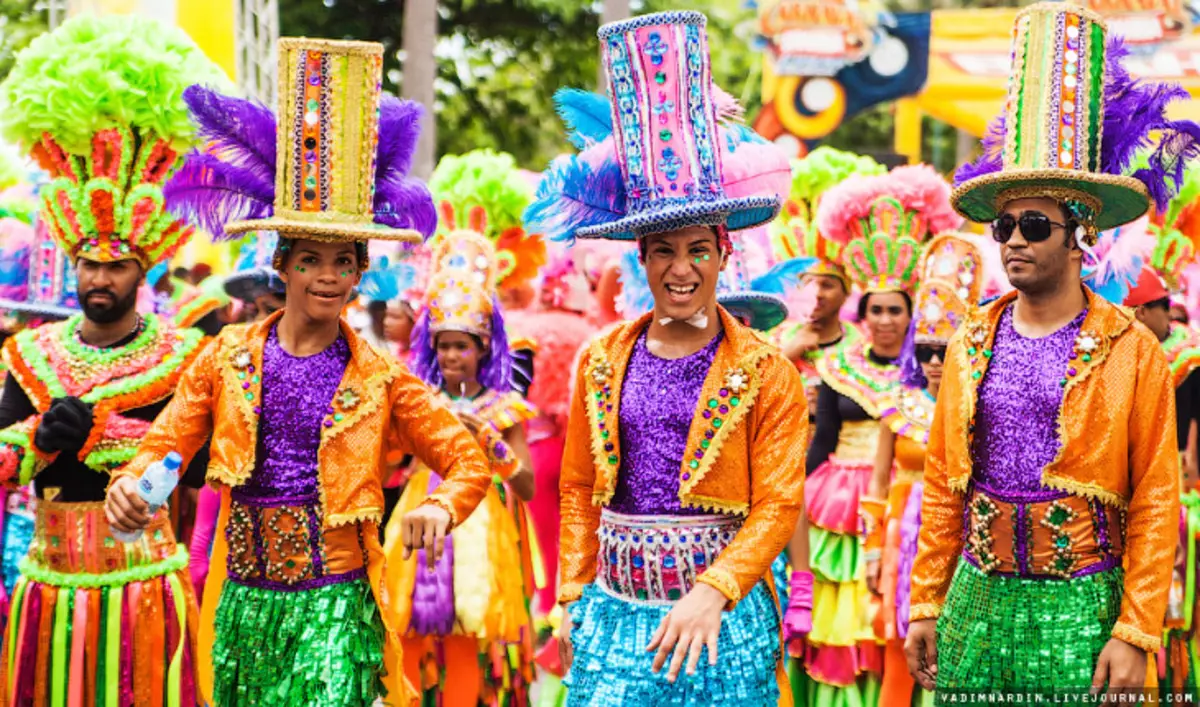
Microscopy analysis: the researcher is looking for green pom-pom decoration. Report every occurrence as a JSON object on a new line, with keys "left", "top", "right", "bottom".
{"left": 0, "top": 14, "right": 232, "bottom": 155}
{"left": 429, "top": 149, "right": 532, "bottom": 240}
{"left": 788, "top": 146, "right": 886, "bottom": 207}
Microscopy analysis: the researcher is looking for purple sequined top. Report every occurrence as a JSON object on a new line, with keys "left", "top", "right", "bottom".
{"left": 609, "top": 331, "right": 723, "bottom": 516}
{"left": 242, "top": 326, "right": 350, "bottom": 498}
{"left": 972, "top": 306, "right": 1086, "bottom": 497}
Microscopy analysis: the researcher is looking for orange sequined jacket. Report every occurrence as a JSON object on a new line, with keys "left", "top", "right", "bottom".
{"left": 910, "top": 289, "right": 1180, "bottom": 652}
{"left": 558, "top": 307, "right": 810, "bottom": 607}
{"left": 120, "top": 311, "right": 493, "bottom": 705}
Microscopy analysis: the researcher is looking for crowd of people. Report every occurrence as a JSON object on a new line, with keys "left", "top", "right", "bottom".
{"left": 0, "top": 3, "right": 1197, "bottom": 706}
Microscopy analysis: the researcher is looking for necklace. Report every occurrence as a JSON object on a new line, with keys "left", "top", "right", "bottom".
{"left": 75, "top": 314, "right": 144, "bottom": 351}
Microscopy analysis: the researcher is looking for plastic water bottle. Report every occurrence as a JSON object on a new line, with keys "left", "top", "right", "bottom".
{"left": 110, "top": 451, "right": 182, "bottom": 543}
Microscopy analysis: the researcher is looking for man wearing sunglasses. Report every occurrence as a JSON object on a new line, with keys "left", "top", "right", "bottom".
{"left": 905, "top": 3, "right": 1188, "bottom": 696}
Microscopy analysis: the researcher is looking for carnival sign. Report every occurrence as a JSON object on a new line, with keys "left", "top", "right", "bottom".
{"left": 755, "top": 0, "right": 878, "bottom": 76}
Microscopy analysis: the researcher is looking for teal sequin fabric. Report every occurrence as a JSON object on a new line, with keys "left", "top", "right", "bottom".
{"left": 212, "top": 578, "right": 385, "bottom": 706}
{"left": 565, "top": 582, "right": 781, "bottom": 705}
{"left": 936, "top": 560, "right": 1123, "bottom": 692}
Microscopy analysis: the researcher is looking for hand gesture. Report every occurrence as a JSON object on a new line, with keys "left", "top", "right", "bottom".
{"left": 400, "top": 503, "right": 453, "bottom": 571}
{"left": 647, "top": 582, "right": 726, "bottom": 683}
{"left": 904, "top": 618, "right": 938, "bottom": 690}
{"left": 1091, "top": 638, "right": 1147, "bottom": 696}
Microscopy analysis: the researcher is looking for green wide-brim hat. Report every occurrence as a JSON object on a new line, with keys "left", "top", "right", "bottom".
{"left": 952, "top": 3, "right": 1151, "bottom": 232}
{"left": 952, "top": 169, "right": 1149, "bottom": 232}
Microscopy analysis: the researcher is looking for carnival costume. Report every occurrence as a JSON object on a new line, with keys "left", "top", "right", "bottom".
{"left": 133, "top": 38, "right": 493, "bottom": 706}
{"left": 0, "top": 16, "right": 232, "bottom": 705}
{"left": 526, "top": 10, "right": 806, "bottom": 705}
{"left": 795, "top": 164, "right": 959, "bottom": 705}
{"left": 770, "top": 147, "right": 882, "bottom": 409}
{"left": 0, "top": 197, "right": 37, "bottom": 632}
{"left": 913, "top": 2, "right": 1192, "bottom": 689}
{"left": 1124, "top": 168, "right": 1200, "bottom": 691}
{"left": 872, "top": 234, "right": 982, "bottom": 707}
{"left": 382, "top": 211, "right": 540, "bottom": 705}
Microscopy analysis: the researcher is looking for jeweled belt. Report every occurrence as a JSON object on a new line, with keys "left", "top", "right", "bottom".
{"left": 26, "top": 499, "right": 181, "bottom": 577}
{"left": 595, "top": 509, "right": 741, "bottom": 604}
{"left": 225, "top": 491, "right": 366, "bottom": 591}
{"left": 962, "top": 484, "right": 1124, "bottom": 579}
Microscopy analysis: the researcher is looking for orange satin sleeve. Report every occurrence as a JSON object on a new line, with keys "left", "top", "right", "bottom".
{"left": 697, "top": 354, "right": 808, "bottom": 607}
{"left": 118, "top": 336, "right": 219, "bottom": 484}
{"left": 908, "top": 336, "right": 967, "bottom": 623}
{"left": 387, "top": 366, "right": 492, "bottom": 529}
{"left": 1114, "top": 336, "right": 1180, "bottom": 652}
{"left": 557, "top": 351, "right": 602, "bottom": 605}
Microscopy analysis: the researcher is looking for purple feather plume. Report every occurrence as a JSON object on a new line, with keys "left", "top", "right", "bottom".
{"left": 410, "top": 300, "right": 514, "bottom": 393}
{"left": 898, "top": 321, "right": 927, "bottom": 389}
{"left": 377, "top": 97, "right": 423, "bottom": 184}
{"left": 409, "top": 470, "right": 456, "bottom": 636}
{"left": 181, "top": 85, "right": 277, "bottom": 187}
{"left": 956, "top": 37, "right": 1200, "bottom": 213}
{"left": 164, "top": 153, "right": 273, "bottom": 240}
{"left": 375, "top": 175, "right": 438, "bottom": 238}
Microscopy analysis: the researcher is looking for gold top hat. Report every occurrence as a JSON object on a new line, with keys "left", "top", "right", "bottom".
{"left": 951, "top": 3, "right": 1149, "bottom": 231}
{"left": 226, "top": 38, "right": 421, "bottom": 243}
{"left": 912, "top": 234, "right": 983, "bottom": 344}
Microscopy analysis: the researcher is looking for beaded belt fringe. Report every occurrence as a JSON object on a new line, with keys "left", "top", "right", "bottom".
{"left": 225, "top": 491, "right": 367, "bottom": 591}
{"left": 596, "top": 509, "right": 741, "bottom": 604}
{"left": 963, "top": 484, "right": 1124, "bottom": 579}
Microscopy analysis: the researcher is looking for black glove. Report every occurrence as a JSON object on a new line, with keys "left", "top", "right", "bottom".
{"left": 33, "top": 396, "right": 94, "bottom": 455}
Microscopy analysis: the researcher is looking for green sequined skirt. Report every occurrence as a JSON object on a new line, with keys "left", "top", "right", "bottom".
{"left": 936, "top": 560, "right": 1123, "bottom": 694}
{"left": 212, "top": 578, "right": 385, "bottom": 706}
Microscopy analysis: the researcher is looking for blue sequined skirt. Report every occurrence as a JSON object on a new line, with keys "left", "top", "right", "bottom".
{"left": 565, "top": 581, "right": 782, "bottom": 706}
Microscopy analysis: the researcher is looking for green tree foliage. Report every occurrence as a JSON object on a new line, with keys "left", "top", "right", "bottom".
{"left": 0, "top": 0, "right": 47, "bottom": 81}
{"left": 279, "top": 0, "right": 759, "bottom": 169}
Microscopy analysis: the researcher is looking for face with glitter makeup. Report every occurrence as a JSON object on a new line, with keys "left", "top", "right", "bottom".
{"left": 640, "top": 226, "right": 724, "bottom": 323}
{"left": 435, "top": 330, "right": 485, "bottom": 391}
{"left": 278, "top": 239, "right": 363, "bottom": 322}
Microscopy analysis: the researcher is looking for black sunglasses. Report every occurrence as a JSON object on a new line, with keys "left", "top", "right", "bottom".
{"left": 991, "top": 211, "right": 1069, "bottom": 244}
{"left": 915, "top": 344, "right": 947, "bottom": 364}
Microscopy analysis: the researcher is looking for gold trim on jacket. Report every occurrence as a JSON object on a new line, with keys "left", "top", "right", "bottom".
{"left": 909, "top": 288, "right": 1180, "bottom": 652}
{"left": 558, "top": 307, "right": 810, "bottom": 607}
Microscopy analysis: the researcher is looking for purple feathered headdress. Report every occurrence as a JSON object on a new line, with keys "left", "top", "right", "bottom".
{"left": 163, "top": 85, "right": 438, "bottom": 241}
{"left": 409, "top": 298, "right": 514, "bottom": 394}
{"left": 956, "top": 38, "right": 1200, "bottom": 214}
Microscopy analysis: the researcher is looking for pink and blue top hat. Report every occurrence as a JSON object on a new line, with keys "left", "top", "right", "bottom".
{"left": 0, "top": 212, "right": 80, "bottom": 321}
{"left": 525, "top": 11, "right": 791, "bottom": 243}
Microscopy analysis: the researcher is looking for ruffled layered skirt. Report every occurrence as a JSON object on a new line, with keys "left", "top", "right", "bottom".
{"left": 801, "top": 457, "right": 881, "bottom": 706}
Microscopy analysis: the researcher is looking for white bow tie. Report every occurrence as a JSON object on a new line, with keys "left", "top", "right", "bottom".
{"left": 659, "top": 306, "right": 709, "bottom": 329}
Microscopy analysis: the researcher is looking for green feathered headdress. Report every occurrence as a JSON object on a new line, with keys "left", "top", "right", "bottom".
{"left": 769, "top": 147, "right": 885, "bottom": 284}
{"left": 429, "top": 149, "right": 546, "bottom": 291}
{"left": 0, "top": 14, "right": 231, "bottom": 268}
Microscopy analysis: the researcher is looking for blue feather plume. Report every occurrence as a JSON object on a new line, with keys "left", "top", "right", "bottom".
{"left": 617, "top": 249, "right": 655, "bottom": 317}
{"left": 554, "top": 88, "right": 614, "bottom": 148}
{"left": 749, "top": 256, "right": 817, "bottom": 296}
{"left": 523, "top": 151, "right": 626, "bottom": 243}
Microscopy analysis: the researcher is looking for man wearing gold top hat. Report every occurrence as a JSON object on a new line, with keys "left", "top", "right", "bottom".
{"left": 104, "top": 37, "right": 495, "bottom": 707}
{"left": 0, "top": 15, "right": 230, "bottom": 705}
{"left": 905, "top": 2, "right": 1195, "bottom": 692}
